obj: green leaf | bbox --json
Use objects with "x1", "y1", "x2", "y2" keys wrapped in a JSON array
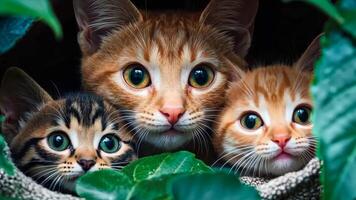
[
  {"x1": 77, "y1": 151, "x2": 212, "y2": 200},
  {"x1": 126, "y1": 176, "x2": 175, "y2": 200},
  {"x1": 170, "y1": 173, "x2": 259, "y2": 200},
  {"x1": 121, "y1": 151, "x2": 212, "y2": 181},
  {"x1": 76, "y1": 169, "x2": 134, "y2": 200},
  {"x1": 311, "y1": 1, "x2": 356, "y2": 199},
  {"x1": 0, "y1": 0, "x2": 62, "y2": 38},
  {"x1": 0, "y1": 134, "x2": 15, "y2": 176}
]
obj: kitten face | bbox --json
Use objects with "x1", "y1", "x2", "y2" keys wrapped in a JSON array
[
  {"x1": 214, "y1": 34, "x2": 322, "y2": 177},
  {"x1": 13, "y1": 95, "x2": 135, "y2": 192},
  {"x1": 82, "y1": 24, "x2": 236, "y2": 149},
  {"x1": 74, "y1": 0, "x2": 259, "y2": 150},
  {"x1": 215, "y1": 66, "x2": 314, "y2": 176},
  {"x1": 0, "y1": 69, "x2": 136, "y2": 194}
]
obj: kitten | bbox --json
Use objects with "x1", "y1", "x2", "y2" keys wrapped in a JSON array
[
  {"x1": 213, "y1": 35, "x2": 322, "y2": 177},
  {"x1": 0, "y1": 68, "x2": 136, "y2": 194},
  {"x1": 73, "y1": 0, "x2": 259, "y2": 156}
]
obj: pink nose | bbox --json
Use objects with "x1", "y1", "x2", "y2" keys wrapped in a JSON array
[
  {"x1": 272, "y1": 136, "x2": 291, "y2": 148},
  {"x1": 159, "y1": 106, "x2": 185, "y2": 125}
]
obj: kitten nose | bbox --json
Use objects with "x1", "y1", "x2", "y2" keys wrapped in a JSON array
[
  {"x1": 272, "y1": 135, "x2": 291, "y2": 148},
  {"x1": 78, "y1": 159, "x2": 96, "y2": 172},
  {"x1": 159, "y1": 106, "x2": 185, "y2": 125}
]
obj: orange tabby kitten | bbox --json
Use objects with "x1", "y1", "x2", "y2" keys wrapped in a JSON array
[
  {"x1": 214, "y1": 35, "x2": 321, "y2": 176},
  {"x1": 73, "y1": 0, "x2": 259, "y2": 155}
]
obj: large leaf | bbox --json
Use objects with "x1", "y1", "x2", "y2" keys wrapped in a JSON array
[
  {"x1": 76, "y1": 169, "x2": 134, "y2": 200},
  {"x1": 0, "y1": 0, "x2": 62, "y2": 38},
  {"x1": 77, "y1": 151, "x2": 212, "y2": 200},
  {"x1": 125, "y1": 176, "x2": 175, "y2": 200},
  {"x1": 171, "y1": 173, "x2": 259, "y2": 200},
  {"x1": 121, "y1": 151, "x2": 212, "y2": 181},
  {"x1": 311, "y1": 0, "x2": 356, "y2": 199}
]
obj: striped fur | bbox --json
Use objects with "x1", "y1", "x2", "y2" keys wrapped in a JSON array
[
  {"x1": 0, "y1": 68, "x2": 136, "y2": 194},
  {"x1": 74, "y1": 0, "x2": 258, "y2": 157},
  {"x1": 213, "y1": 35, "x2": 321, "y2": 177}
]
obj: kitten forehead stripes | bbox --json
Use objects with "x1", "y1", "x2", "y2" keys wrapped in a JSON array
[{"x1": 61, "y1": 93, "x2": 111, "y2": 129}]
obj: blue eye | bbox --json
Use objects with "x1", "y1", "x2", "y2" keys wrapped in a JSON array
[
  {"x1": 47, "y1": 131, "x2": 70, "y2": 151},
  {"x1": 99, "y1": 134, "x2": 121, "y2": 153}
]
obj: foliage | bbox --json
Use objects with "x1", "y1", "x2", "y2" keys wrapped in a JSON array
[
  {"x1": 310, "y1": 0, "x2": 356, "y2": 199},
  {"x1": 0, "y1": 0, "x2": 62, "y2": 38},
  {"x1": 0, "y1": 0, "x2": 355, "y2": 199},
  {"x1": 76, "y1": 151, "x2": 258, "y2": 200},
  {"x1": 171, "y1": 173, "x2": 259, "y2": 200}
]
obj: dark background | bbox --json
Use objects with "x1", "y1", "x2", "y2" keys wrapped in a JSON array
[{"x1": 0, "y1": 0, "x2": 326, "y2": 97}]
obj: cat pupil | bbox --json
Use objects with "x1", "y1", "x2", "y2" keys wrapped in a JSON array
[
  {"x1": 193, "y1": 68, "x2": 208, "y2": 85},
  {"x1": 103, "y1": 137, "x2": 114, "y2": 149},
  {"x1": 130, "y1": 67, "x2": 145, "y2": 85},
  {"x1": 245, "y1": 115, "x2": 257, "y2": 129},
  {"x1": 53, "y1": 136, "x2": 63, "y2": 147},
  {"x1": 297, "y1": 108, "x2": 309, "y2": 122}
]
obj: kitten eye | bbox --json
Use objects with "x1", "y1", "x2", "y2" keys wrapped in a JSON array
[
  {"x1": 99, "y1": 134, "x2": 121, "y2": 153},
  {"x1": 293, "y1": 105, "x2": 312, "y2": 125},
  {"x1": 123, "y1": 63, "x2": 151, "y2": 89},
  {"x1": 240, "y1": 112, "x2": 264, "y2": 130},
  {"x1": 47, "y1": 131, "x2": 70, "y2": 151},
  {"x1": 188, "y1": 64, "x2": 215, "y2": 88}
]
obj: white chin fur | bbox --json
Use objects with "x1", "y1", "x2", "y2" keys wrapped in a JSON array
[
  {"x1": 144, "y1": 132, "x2": 193, "y2": 150},
  {"x1": 259, "y1": 156, "x2": 307, "y2": 176}
]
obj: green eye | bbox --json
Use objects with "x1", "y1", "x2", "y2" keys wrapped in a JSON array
[
  {"x1": 293, "y1": 105, "x2": 312, "y2": 125},
  {"x1": 47, "y1": 131, "x2": 70, "y2": 151},
  {"x1": 188, "y1": 64, "x2": 215, "y2": 88},
  {"x1": 99, "y1": 134, "x2": 121, "y2": 153},
  {"x1": 240, "y1": 112, "x2": 263, "y2": 130},
  {"x1": 123, "y1": 64, "x2": 151, "y2": 89}
]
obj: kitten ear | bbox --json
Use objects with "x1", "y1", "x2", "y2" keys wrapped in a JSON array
[
  {"x1": 73, "y1": 0, "x2": 143, "y2": 55},
  {"x1": 199, "y1": 0, "x2": 259, "y2": 57},
  {"x1": 295, "y1": 33, "x2": 324, "y2": 72},
  {"x1": 0, "y1": 67, "x2": 53, "y2": 142}
]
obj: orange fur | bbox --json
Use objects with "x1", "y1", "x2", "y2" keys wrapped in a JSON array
[
  {"x1": 213, "y1": 35, "x2": 322, "y2": 176},
  {"x1": 74, "y1": 0, "x2": 259, "y2": 155}
]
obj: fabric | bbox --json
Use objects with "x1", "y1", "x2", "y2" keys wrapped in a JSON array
[
  {"x1": 241, "y1": 158, "x2": 322, "y2": 199},
  {"x1": 0, "y1": 17, "x2": 33, "y2": 54},
  {"x1": 0, "y1": 140, "x2": 321, "y2": 200}
]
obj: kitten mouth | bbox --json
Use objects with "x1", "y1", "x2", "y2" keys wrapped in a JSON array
[
  {"x1": 65, "y1": 172, "x2": 84, "y2": 180},
  {"x1": 274, "y1": 151, "x2": 293, "y2": 160}
]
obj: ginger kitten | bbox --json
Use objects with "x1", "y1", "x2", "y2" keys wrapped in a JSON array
[
  {"x1": 0, "y1": 68, "x2": 136, "y2": 194},
  {"x1": 214, "y1": 35, "x2": 322, "y2": 177},
  {"x1": 73, "y1": 0, "x2": 259, "y2": 156}
]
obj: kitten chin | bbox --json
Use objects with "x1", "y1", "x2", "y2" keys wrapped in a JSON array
[
  {"x1": 143, "y1": 130, "x2": 194, "y2": 150},
  {"x1": 0, "y1": 68, "x2": 137, "y2": 194},
  {"x1": 213, "y1": 34, "x2": 321, "y2": 177}
]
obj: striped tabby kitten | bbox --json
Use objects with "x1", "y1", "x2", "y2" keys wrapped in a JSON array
[
  {"x1": 0, "y1": 68, "x2": 136, "y2": 194},
  {"x1": 213, "y1": 35, "x2": 321, "y2": 176},
  {"x1": 73, "y1": 0, "x2": 259, "y2": 156}
]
